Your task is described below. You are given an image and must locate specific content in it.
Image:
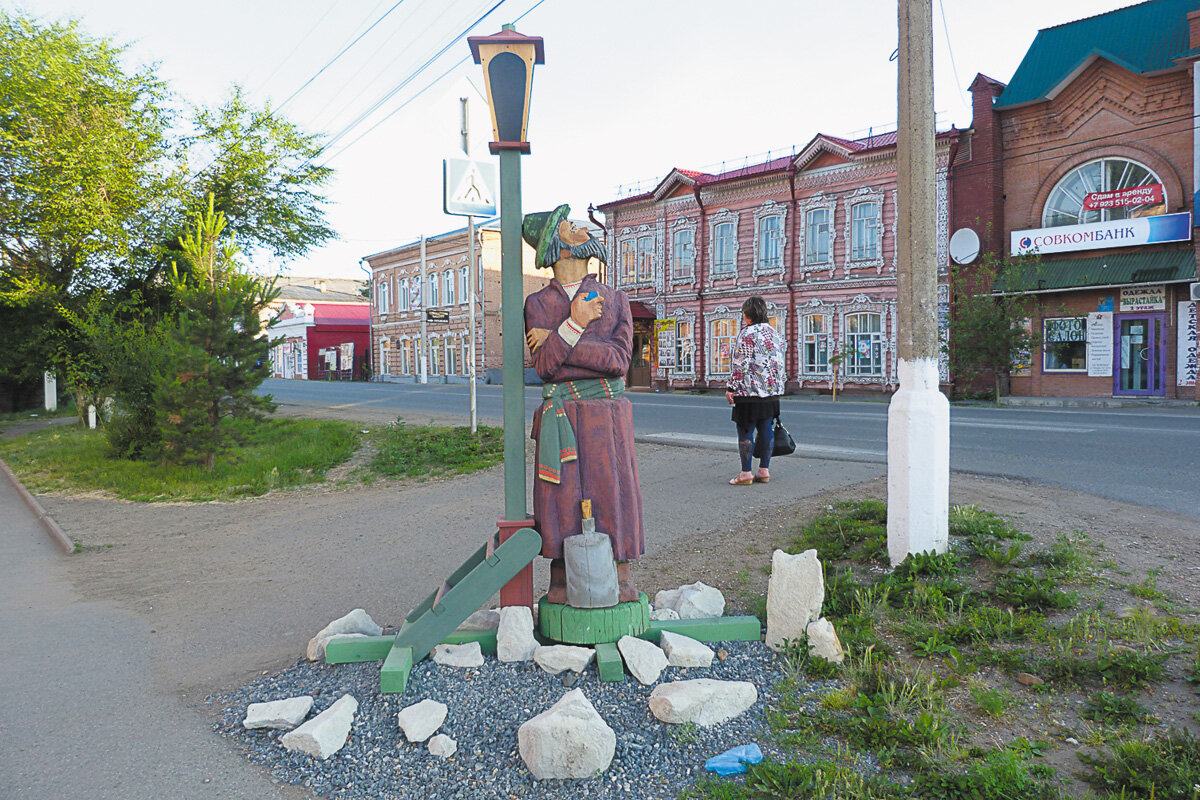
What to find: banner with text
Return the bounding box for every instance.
[1011,212,1191,256]
[1082,183,1163,211]
[1179,301,1199,387]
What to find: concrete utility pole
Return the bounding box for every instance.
[888,0,950,566]
[462,95,479,433]
[420,235,429,384]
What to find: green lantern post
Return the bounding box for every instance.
[469,25,544,608]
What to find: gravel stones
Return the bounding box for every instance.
[243,696,314,730]
[279,694,358,759]
[659,631,714,668]
[398,698,447,742]
[653,582,725,619]
[497,606,538,663]
[765,549,824,651]
[617,635,668,685]
[428,733,458,758]
[306,609,383,661]
[648,680,757,726]
[213,640,783,800]
[432,642,485,668]
[518,689,615,779]
[533,645,595,675]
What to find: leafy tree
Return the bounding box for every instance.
[945,253,1043,404]
[155,197,277,469]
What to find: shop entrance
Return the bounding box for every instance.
[1113,313,1166,396]
[628,320,653,388]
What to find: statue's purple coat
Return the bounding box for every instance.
[524,274,645,562]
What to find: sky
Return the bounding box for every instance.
[12,0,1142,279]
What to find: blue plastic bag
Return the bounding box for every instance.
[704,743,763,776]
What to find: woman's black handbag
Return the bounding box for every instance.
[755,415,796,459]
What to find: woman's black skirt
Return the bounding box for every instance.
[731,395,780,426]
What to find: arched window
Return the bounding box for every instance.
[1042,158,1166,227]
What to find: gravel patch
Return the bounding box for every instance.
[210,640,798,799]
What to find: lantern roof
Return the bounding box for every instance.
[468,25,545,64]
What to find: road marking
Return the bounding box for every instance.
[638,433,885,462]
[950,420,1095,433]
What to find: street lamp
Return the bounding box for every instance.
[469,24,544,608]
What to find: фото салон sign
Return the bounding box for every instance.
[1010,212,1191,256]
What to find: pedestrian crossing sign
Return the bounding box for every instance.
[444,158,498,217]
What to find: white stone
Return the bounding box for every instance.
[397,698,447,743]
[279,694,357,759]
[659,631,714,668]
[805,617,845,663]
[306,609,383,661]
[534,645,595,675]
[243,696,314,730]
[456,608,500,630]
[649,607,680,621]
[648,680,757,726]
[653,588,681,613]
[432,641,484,668]
[497,606,538,663]
[765,549,824,651]
[887,358,950,567]
[617,635,668,685]
[517,689,615,779]
[428,733,458,758]
[655,582,724,620]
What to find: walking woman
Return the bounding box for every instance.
[725,296,786,485]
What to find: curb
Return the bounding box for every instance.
[0,457,73,554]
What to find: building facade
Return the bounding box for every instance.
[596,130,958,394]
[265,280,371,381]
[953,0,1200,400]
[363,219,549,384]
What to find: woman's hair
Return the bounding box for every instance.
[741,296,768,326]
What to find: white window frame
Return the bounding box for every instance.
[635,234,654,283]
[376,280,389,314]
[1042,157,1165,228]
[670,224,695,282]
[843,311,884,378]
[706,313,740,376]
[801,312,833,375]
[446,335,458,376]
[709,210,739,278]
[397,275,410,311]
[805,208,832,265]
[844,187,885,271]
[459,266,469,301]
[752,201,786,276]
[619,238,636,284]
[797,192,838,275]
[444,269,455,306]
[429,335,442,375]
[400,338,411,374]
[428,273,440,307]
[409,276,422,309]
[850,202,880,262]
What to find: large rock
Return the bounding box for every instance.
[457,608,500,631]
[649,680,757,726]
[765,549,824,651]
[432,641,484,668]
[518,689,615,779]
[805,617,844,664]
[534,645,595,675]
[659,631,714,668]
[428,733,458,758]
[306,609,383,661]
[654,582,725,619]
[244,696,314,730]
[649,607,680,621]
[279,694,357,759]
[497,606,538,663]
[617,635,668,685]
[397,698,447,743]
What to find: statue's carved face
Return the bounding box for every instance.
[556,219,590,248]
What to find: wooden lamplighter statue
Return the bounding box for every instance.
[522,204,644,607]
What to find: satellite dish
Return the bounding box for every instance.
[949,228,980,265]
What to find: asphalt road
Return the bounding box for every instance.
[261,378,1200,521]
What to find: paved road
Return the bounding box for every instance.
[262,379,1200,521]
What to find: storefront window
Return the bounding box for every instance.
[1042,158,1165,227]
[802,313,831,374]
[429,336,442,375]
[1043,316,1087,371]
[675,320,693,373]
[843,312,883,377]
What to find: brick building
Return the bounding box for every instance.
[595,129,959,394]
[364,219,550,384]
[265,279,370,381]
[952,0,1200,399]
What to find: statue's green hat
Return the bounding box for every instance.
[521,204,571,268]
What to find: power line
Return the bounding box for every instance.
[247,0,341,100]
[936,0,969,111]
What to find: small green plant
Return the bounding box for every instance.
[913,633,953,659]
[790,501,887,563]
[1082,691,1151,725]
[970,686,1012,718]
[977,539,1024,566]
[669,721,700,744]
[781,633,842,680]
[993,571,1076,611]
[1079,729,1200,798]
[1097,648,1168,689]
[1129,568,1166,600]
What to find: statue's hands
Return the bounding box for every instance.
[570,292,604,330]
[526,327,551,353]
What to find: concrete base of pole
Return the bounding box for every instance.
[886,357,949,566]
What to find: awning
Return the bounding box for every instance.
[629,300,655,319]
[312,303,371,327]
[992,248,1195,295]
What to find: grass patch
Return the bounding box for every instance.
[0,417,358,501]
[1078,729,1200,799]
[369,420,503,479]
[790,500,887,563]
[1081,691,1152,725]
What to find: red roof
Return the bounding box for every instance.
[312,303,370,328]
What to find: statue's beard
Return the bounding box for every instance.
[545,232,607,267]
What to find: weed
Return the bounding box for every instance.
[894,550,961,580]
[977,539,1024,566]
[993,571,1077,611]
[913,746,1063,800]
[781,633,841,681]
[669,721,700,744]
[1082,691,1152,725]
[791,501,887,563]
[1097,648,1168,689]
[1028,532,1092,582]
[1079,729,1200,799]
[1129,568,1166,601]
[970,686,1013,718]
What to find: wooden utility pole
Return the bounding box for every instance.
[888,0,949,565]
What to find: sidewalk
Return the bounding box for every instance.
[998,395,1199,409]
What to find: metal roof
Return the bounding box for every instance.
[996,0,1200,109]
[991,248,1195,293]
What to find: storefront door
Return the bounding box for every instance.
[1112,313,1166,396]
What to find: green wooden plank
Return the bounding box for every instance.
[324,634,396,663]
[645,616,762,643]
[380,645,413,694]
[595,641,624,682]
[440,629,498,656]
